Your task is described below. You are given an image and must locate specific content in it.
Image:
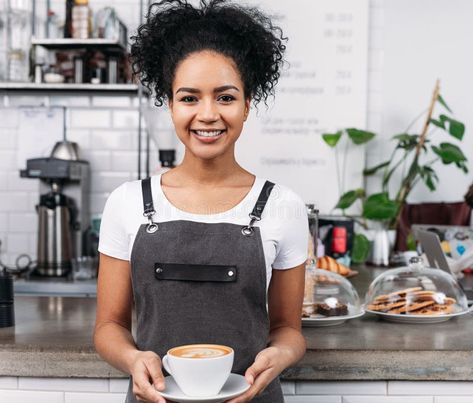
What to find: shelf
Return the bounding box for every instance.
[31,37,127,52]
[0,82,142,94]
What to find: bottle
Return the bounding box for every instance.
[0,269,14,328]
[72,0,91,39]
[64,0,74,37]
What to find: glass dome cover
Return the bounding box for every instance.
[303,268,362,318]
[365,257,469,317]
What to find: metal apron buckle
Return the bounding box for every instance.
[143,211,158,234]
[241,214,260,236]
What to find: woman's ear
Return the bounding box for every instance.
[243,98,251,121]
[167,99,174,118]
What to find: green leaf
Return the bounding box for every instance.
[393,133,419,150]
[425,176,436,190]
[346,128,376,145]
[430,118,445,129]
[439,115,465,140]
[322,131,343,147]
[455,160,469,174]
[418,165,437,183]
[336,189,365,209]
[351,233,371,264]
[363,161,390,176]
[431,142,467,164]
[406,232,417,251]
[437,94,453,113]
[393,133,414,141]
[362,193,398,220]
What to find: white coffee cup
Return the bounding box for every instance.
[162,343,234,397]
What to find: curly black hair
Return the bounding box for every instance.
[130,0,287,107]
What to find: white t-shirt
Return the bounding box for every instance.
[98,174,309,288]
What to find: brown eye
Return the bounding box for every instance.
[218,95,235,103]
[180,96,197,103]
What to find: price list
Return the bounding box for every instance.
[237,0,368,212]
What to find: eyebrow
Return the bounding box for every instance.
[175,85,240,94]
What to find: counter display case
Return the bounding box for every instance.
[302,268,364,326]
[365,257,470,323]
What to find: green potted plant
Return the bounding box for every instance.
[323,80,468,264]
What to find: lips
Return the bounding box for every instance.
[190,129,226,143]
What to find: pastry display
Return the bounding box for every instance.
[364,258,469,323]
[367,287,457,316]
[317,256,357,277]
[301,269,364,325]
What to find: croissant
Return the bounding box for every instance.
[317,256,351,276]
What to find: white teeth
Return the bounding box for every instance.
[194,130,224,137]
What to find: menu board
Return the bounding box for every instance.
[236,0,369,213]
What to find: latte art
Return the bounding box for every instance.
[170,344,232,359]
[180,348,225,358]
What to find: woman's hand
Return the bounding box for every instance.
[225,346,288,403]
[130,351,168,403]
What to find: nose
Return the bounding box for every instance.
[197,98,219,122]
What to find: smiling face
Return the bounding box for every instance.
[168,50,250,162]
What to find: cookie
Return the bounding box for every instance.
[387,287,423,298]
[388,300,435,314]
[367,300,406,312]
[410,304,454,315]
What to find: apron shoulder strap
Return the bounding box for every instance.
[249,180,275,220]
[141,177,155,216]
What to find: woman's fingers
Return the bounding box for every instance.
[145,355,166,391]
[226,367,273,403]
[245,351,272,385]
[132,353,168,403]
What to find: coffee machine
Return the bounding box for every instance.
[20,142,89,276]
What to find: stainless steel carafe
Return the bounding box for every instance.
[37,190,74,276]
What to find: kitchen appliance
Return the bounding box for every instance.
[0,270,14,328]
[20,144,89,277]
[318,216,355,264]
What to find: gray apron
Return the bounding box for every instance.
[125,177,284,402]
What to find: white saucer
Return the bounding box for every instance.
[302,309,365,327]
[366,308,470,324]
[158,373,250,403]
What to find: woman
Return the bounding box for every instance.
[94,1,308,402]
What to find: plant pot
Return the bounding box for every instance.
[360,227,396,267]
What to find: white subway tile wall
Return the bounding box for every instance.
[18,377,108,392]
[389,381,473,395]
[0,389,64,403]
[4,379,473,402]
[0,376,18,389]
[297,381,387,395]
[64,393,127,403]
[435,398,473,403]
[285,397,341,403]
[109,379,129,393]
[343,397,433,403]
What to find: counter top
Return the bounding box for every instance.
[1,266,473,380]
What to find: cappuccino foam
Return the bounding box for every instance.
[170,344,231,359]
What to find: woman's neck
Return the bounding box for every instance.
[165,151,252,187]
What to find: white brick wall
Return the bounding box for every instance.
[3,378,473,403]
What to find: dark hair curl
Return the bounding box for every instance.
[130,0,287,107]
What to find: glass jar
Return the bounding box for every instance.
[5,0,31,82]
